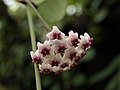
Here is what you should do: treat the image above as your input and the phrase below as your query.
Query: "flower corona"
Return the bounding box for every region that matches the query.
[30,26,93,74]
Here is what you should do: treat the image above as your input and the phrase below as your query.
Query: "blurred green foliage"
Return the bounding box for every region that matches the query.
[0,0,120,90]
[38,0,67,23]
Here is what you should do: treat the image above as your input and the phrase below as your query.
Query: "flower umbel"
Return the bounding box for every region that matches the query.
[30,26,93,74]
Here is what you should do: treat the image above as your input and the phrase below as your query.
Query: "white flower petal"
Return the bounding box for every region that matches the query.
[52,66,61,72]
[64,46,76,58]
[69,30,78,37]
[84,32,90,38]
[30,51,36,60]
[52,26,60,32]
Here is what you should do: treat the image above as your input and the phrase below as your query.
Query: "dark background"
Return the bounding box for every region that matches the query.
[0,0,120,90]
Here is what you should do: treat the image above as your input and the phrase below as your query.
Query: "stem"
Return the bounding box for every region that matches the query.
[26,6,42,90]
[25,0,50,30]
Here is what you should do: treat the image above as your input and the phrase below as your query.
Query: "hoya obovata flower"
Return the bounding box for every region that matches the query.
[30,26,93,74]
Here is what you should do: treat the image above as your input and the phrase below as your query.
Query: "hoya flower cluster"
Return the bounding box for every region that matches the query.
[30,26,93,74]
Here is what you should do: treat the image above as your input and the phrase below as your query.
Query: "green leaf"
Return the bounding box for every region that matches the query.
[31,0,45,5]
[38,0,67,23]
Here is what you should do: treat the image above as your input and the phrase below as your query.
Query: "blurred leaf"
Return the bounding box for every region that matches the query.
[90,0,103,11]
[67,0,76,4]
[82,48,95,62]
[67,0,84,4]
[105,71,120,90]
[62,71,71,80]
[0,21,3,29]
[93,8,108,23]
[0,85,19,90]
[75,3,83,16]
[88,54,120,85]
[88,26,102,42]
[62,71,72,90]
[42,77,52,87]
[72,73,86,86]
[13,45,25,66]
[31,0,45,5]
[50,84,61,90]
[38,0,67,23]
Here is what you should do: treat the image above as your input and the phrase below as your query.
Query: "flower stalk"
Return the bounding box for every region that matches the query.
[26,6,42,90]
[25,0,50,30]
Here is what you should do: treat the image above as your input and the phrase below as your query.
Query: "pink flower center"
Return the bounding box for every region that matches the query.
[33,57,41,64]
[52,33,62,40]
[61,63,69,68]
[71,38,79,47]
[89,38,93,44]
[57,46,66,53]
[55,70,62,74]
[83,43,90,50]
[81,52,86,58]
[70,52,77,60]
[41,48,50,56]
[74,56,80,62]
[43,68,51,74]
[70,63,77,69]
[51,60,60,66]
